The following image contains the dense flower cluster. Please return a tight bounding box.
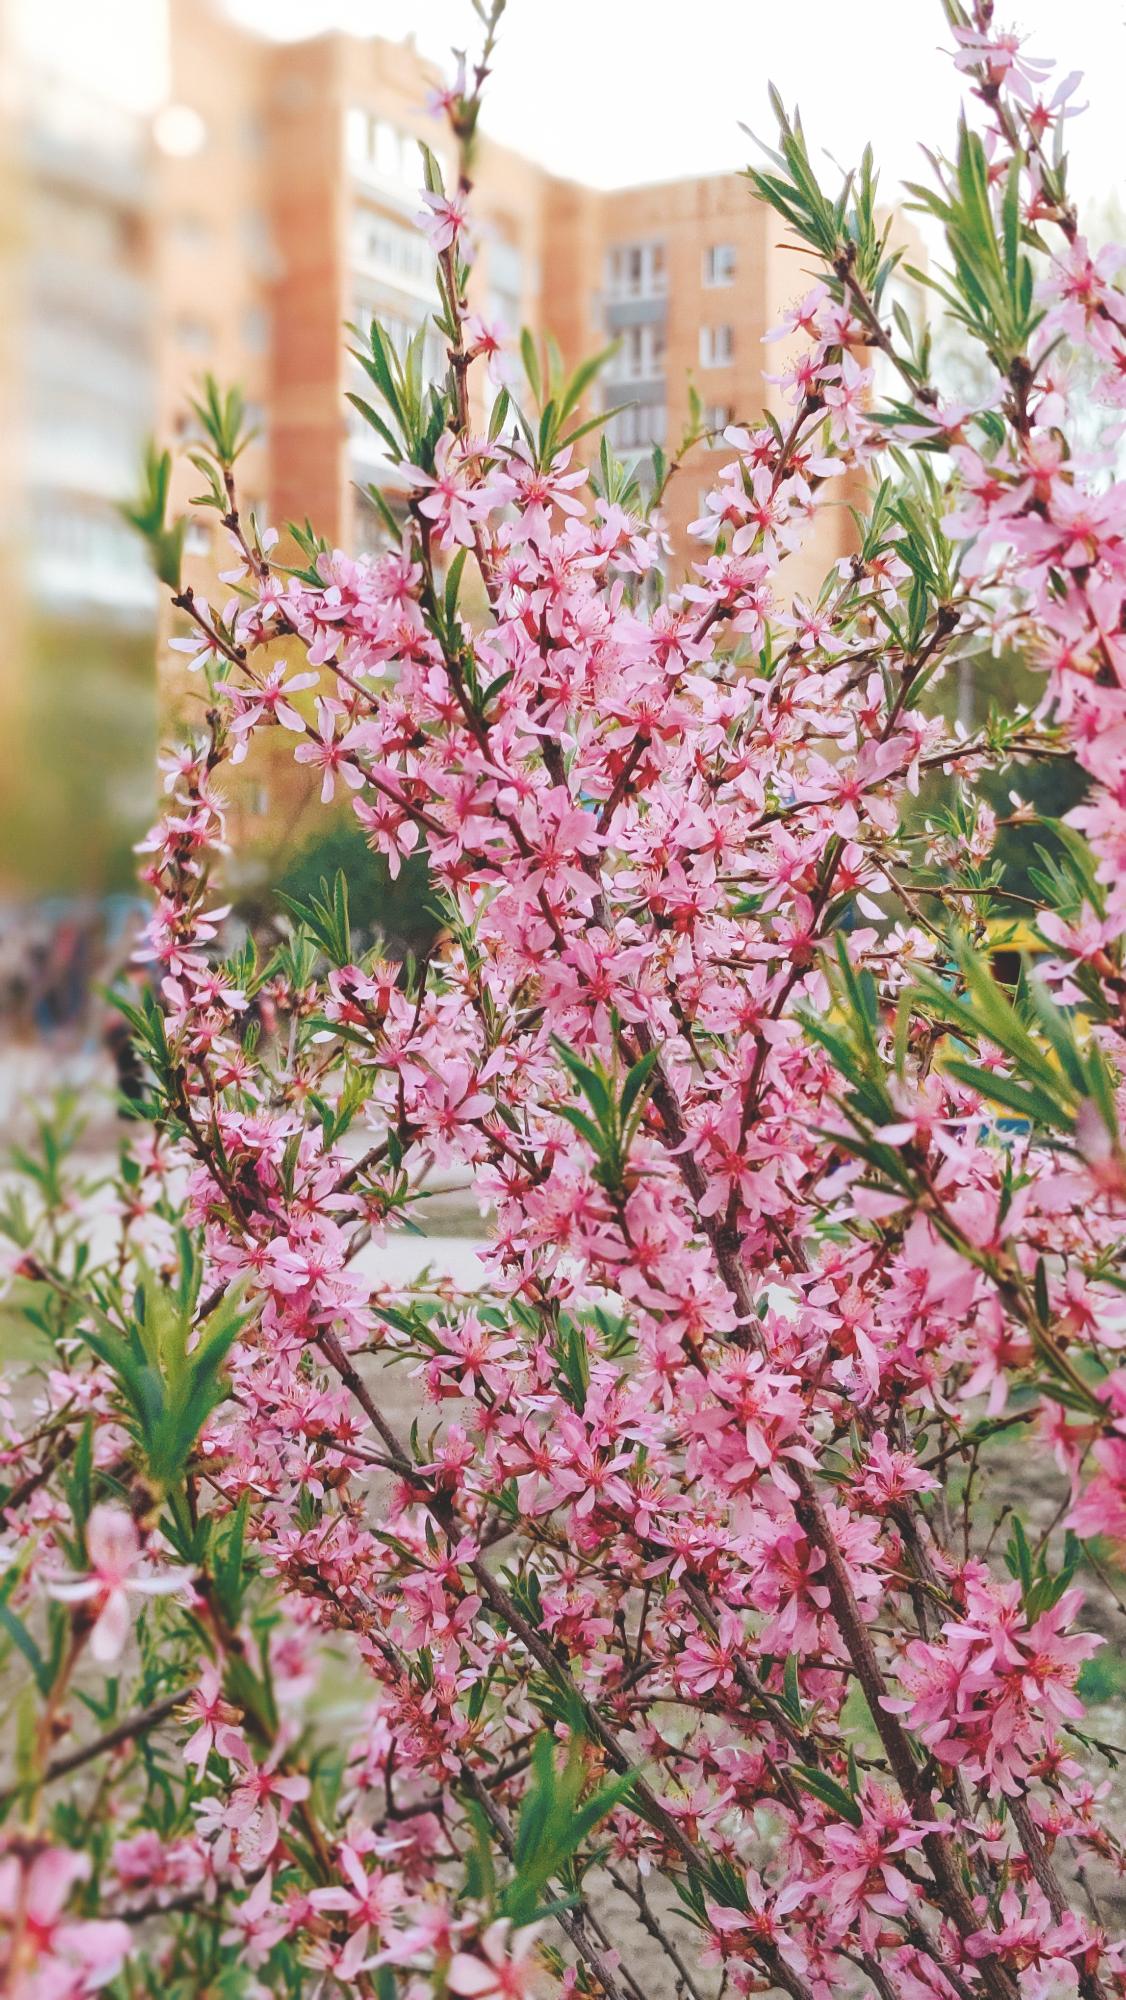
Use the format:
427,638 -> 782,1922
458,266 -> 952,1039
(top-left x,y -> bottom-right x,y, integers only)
4,4 -> 1126,1997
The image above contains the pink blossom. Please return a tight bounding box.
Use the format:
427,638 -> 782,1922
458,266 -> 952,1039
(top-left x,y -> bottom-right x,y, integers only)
0,1846 -> 129,1995
448,1919 -> 544,1999
293,696 -> 367,803
417,187 -> 471,254
180,1660 -> 247,1774
47,1505 -> 191,1662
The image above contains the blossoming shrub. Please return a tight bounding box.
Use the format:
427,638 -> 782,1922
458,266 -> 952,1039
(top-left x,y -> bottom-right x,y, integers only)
5,2 -> 1126,1995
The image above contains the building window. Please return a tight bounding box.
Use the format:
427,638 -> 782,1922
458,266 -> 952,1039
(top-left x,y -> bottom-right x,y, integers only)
352,294 -> 445,384
699,324 -> 734,368
171,214 -> 211,252
241,209 -> 275,273
241,306 -> 270,354
351,206 -> 432,287
704,243 -> 736,287
31,495 -> 154,598
240,114 -> 265,158
354,489 -> 402,554
704,401 -> 735,442
871,269 -> 928,404
184,519 -> 211,556
488,290 -> 520,333
174,316 -> 211,353
347,108 -> 370,166
617,323 -> 666,381
489,233 -> 524,297
605,241 -> 665,300
375,120 -> 407,179
607,402 -> 666,451
486,232 -> 524,327
346,110 -> 430,189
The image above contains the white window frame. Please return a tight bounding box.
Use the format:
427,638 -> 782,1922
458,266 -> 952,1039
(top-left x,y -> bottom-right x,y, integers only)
619,323 -> 666,381
605,240 -> 666,301
699,324 -> 734,369
703,243 -> 737,287
608,401 -> 667,452
703,401 -> 735,444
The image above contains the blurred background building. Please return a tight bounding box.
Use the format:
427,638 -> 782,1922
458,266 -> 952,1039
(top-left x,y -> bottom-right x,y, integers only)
3,3 -> 157,901
1,0 -> 860,1047
156,0 -> 851,581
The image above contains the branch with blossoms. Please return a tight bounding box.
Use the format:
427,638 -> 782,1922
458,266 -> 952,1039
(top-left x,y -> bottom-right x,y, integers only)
7,2 -> 1126,1997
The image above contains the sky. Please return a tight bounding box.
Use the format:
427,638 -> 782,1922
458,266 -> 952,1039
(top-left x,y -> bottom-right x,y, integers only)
223,0 -> 1124,204
14,0 -> 1126,208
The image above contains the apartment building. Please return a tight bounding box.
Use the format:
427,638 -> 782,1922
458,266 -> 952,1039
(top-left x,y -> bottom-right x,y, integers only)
155,5 -> 548,589
543,173 -> 844,568
159,2 -> 853,607
145,1 -> 866,852
151,0 -> 273,708
2,6 -> 158,894
3,0 -> 864,888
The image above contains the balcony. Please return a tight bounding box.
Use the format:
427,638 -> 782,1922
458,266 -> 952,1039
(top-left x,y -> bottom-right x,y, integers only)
349,244 -> 434,307
28,330 -> 153,416
27,430 -> 144,504
24,119 -> 148,212
29,252 -> 150,337
347,422 -> 409,493
601,373 -> 665,407
602,295 -> 668,331
30,547 -> 156,625
347,159 -> 420,217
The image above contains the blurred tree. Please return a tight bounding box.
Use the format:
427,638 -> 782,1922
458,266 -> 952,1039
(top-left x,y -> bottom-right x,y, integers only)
239,813 -> 439,961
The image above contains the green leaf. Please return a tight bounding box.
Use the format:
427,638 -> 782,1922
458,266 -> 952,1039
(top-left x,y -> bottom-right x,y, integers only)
553,1043 -> 613,1130
120,444 -> 185,591
0,1576 -> 50,1696
791,1764 -> 863,1826
941,1061 -> 1070,1132
345,392 -> 402,460
619,1048 -> 658,1142
278,872 -> 353,967
554,1315 -> 591,1413
499,1731 -> 637,1927
558,344 -> 617,421
521,328 -> 542,405
212,1494 -> 251,1627
444,548 -> 469,633
552,1104 -> 605,1154
78,1260 -> 249,1496
1005,1516 -> 1035,1597
781,1654 -> 805,1727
